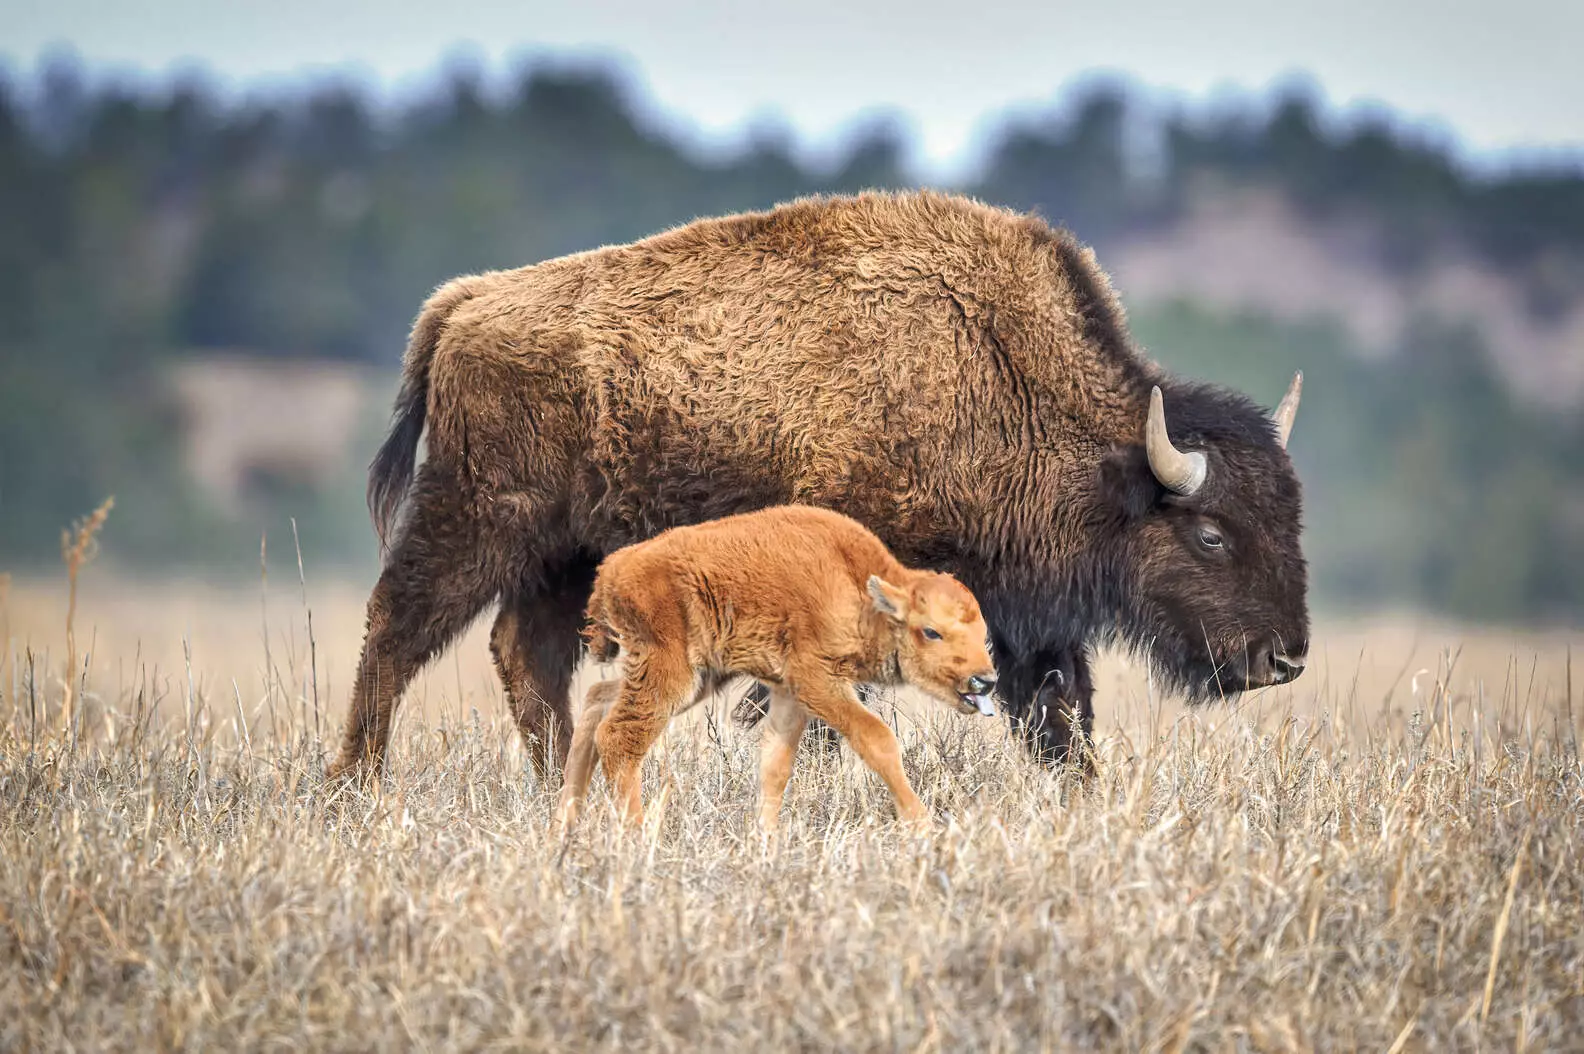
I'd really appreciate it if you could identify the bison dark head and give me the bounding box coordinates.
[1098,373,1309,704]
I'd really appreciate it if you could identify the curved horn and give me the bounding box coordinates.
[1145,386,1207,496]
[1272,371,1302,449]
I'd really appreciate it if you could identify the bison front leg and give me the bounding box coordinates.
[999,645,1097,777]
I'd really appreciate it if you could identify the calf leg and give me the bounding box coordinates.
[327,470,501,786]
[792,674,928,827]
[594,648,695,829]
[490,556,598,785]
[757,686,808,834]
[553,677,619,833]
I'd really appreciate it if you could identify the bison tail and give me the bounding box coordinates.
[367,278,480,551]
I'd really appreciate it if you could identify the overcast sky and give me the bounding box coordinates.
[6,0,1582,176]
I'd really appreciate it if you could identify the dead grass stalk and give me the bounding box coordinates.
[57,497,113,738]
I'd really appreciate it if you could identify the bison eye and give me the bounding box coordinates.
[1197,525,1225,551]
[921,627,943,641]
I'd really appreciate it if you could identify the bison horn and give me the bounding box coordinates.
[1272,371,1302,449]
[1146,386,1207,496]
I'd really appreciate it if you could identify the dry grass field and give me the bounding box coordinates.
[1,567,1581,1051]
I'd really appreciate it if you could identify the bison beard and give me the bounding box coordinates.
[325,189,1309,787]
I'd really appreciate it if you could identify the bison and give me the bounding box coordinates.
[325,189,1308,788]
[554,504,999,833]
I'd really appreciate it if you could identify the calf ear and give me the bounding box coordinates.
[867,575,909,620]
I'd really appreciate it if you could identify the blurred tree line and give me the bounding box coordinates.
[1,52,1579,623]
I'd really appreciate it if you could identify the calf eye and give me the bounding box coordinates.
[1197,526,1224,550]
[921,627,943,641]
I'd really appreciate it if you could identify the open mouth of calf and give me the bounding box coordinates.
[957,675,998,717]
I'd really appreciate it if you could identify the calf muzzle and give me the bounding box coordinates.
[959,674,999,716]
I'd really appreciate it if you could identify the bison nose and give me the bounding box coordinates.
[966,675,997,694]
[1272,653,1305,684]
[1249,642,1306,686]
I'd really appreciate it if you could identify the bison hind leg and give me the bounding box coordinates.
[328,467,503,786]
[757,686,808,834]
[491,556,599,787]
[731,682,771,726]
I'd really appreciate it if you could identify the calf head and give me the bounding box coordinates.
[868,571,999,716]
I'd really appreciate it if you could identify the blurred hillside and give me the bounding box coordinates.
[1,53,1580,623]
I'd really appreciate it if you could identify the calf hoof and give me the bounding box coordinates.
[551,797,582,837]
[899,813,935,837]
[894,798,934,833]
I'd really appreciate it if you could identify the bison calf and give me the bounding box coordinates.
[555,505,999,834]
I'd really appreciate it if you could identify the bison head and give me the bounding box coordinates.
[1098,373,1309,703]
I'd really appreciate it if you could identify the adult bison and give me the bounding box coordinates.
[325,189,1309,786]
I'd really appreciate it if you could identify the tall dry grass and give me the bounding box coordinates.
[56,497,114,738]
[1,566,1580,1050]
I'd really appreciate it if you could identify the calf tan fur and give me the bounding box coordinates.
[555,505,998,833]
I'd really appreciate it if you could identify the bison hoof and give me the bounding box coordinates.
[324,756,382,792]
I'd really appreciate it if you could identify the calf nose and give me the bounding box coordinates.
[967,674,997,694]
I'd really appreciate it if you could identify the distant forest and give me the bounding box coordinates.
[2,53,1580,623]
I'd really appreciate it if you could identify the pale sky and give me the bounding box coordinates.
[6,0,1582,177]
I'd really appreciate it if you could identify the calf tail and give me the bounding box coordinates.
[582,617,621,664]
[581,583,622,663]
[367,278,481,552]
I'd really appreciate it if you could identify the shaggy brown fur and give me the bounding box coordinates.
[553,505,998,832]
[326,189,1308,787]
